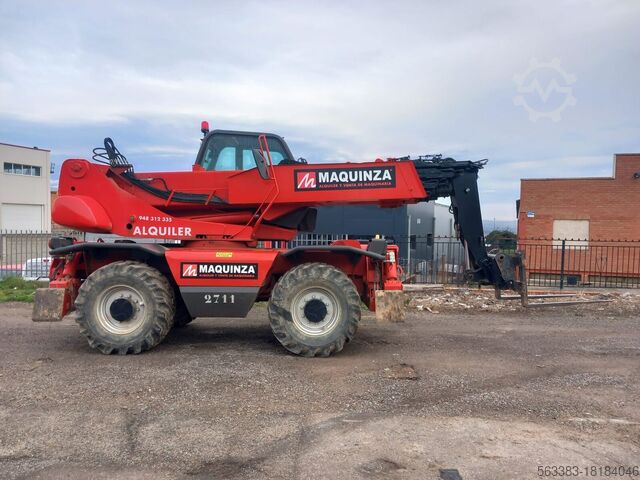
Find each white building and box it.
[0,143,52,232]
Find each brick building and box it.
[518,154,640,240]
[518,153,640,285]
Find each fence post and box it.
[559,239,566,290]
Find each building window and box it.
[552,219,589,249]
[3,162,42,176]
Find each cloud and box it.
[1,0,639,219]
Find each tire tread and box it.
[74,261,175,355]
[267,262,360,357]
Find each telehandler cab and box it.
[33,124,527,356]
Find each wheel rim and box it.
[291,287,341,336]
[95,284,146,335]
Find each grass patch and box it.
[0,277,47,303]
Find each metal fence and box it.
[519,238,640,289]
[290,233,468,285]
[402,236,640,288]
[4,230,640,289]
[288,233,349,248]
[0,230,83,280]
[399,237,467,285]
[291,233,640,289]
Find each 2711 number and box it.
[204,294,235,304]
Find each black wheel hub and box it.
[110,298,134,322]
[304,299,328,323]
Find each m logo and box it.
[296,171,317,189]
[294,166,396,191]
[182,264,198,277]
[180,262,259,279]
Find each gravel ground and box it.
[407,286,640,315]
[0,301,639,479]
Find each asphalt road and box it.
[0,302,639,479]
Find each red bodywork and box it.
[53,159,426,241]
[49,135,420,319]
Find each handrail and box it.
[233,134,281,238]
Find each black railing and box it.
[4,230,639,289]
[519,238,640,289]
[293,233,640,289]
[0,230,83,280]
[399,238,467,285]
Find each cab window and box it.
[215,147,236,170]
[200,133,289,171]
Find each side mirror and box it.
[252,149,270,180]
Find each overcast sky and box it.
[1,0,639,220]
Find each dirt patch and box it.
[383,363,419,380]
[0,302,638,479]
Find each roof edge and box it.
[521,176,614,182]
[0,142,51,152]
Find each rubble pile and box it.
[406,287,640,315]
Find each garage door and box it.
[1,204,43,231]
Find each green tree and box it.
[486,230,517,250]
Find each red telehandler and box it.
[33,124,527,356]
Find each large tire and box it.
[268,263,360,357]
[74,261,175,354]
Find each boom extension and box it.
[411,156,524,292]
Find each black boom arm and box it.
[410,156,522,291]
